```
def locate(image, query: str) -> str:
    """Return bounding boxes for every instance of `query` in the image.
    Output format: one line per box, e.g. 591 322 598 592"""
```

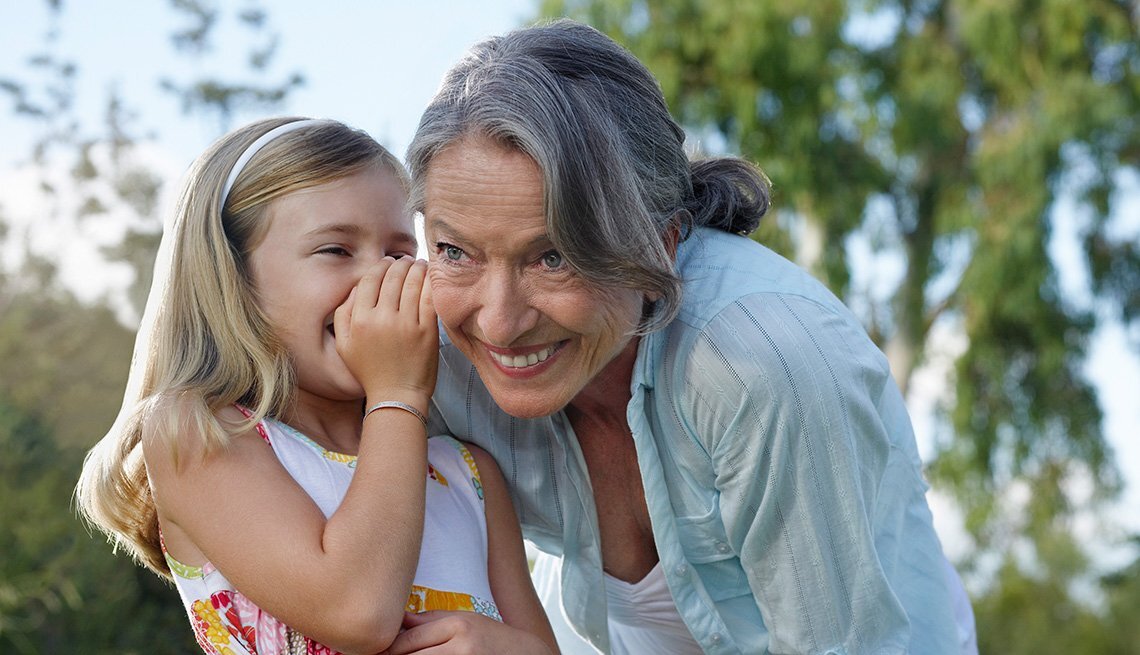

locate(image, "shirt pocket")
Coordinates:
676 503 752 602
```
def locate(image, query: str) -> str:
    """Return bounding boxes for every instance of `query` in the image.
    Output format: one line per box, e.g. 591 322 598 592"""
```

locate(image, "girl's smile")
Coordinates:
248 165 417 406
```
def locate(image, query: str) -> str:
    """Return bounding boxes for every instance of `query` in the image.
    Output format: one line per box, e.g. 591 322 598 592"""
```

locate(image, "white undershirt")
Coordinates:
533 547 978 654
531 550 703 655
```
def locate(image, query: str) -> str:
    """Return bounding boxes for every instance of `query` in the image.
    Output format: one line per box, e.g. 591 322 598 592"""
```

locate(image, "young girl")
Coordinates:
76 117 557 655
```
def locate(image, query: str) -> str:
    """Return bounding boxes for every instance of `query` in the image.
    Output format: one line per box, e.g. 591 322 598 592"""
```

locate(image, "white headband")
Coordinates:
219 119 324 213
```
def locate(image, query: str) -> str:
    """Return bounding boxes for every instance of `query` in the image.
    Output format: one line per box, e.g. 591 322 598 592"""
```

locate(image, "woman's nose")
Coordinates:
476 270 539 346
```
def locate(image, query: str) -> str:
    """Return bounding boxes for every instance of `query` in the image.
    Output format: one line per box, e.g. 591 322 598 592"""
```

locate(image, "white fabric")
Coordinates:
164 423 502 655
534 548 978 655
264 421 497 606
532 551 703 655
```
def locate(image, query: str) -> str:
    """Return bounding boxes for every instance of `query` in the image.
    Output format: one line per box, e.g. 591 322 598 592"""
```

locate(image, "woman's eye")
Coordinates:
318 246 350 256
540 250 564 269
438 243 465 261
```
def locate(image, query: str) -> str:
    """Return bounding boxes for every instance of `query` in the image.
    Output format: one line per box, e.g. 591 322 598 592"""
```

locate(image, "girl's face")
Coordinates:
248 165 417 404
423 136 645 419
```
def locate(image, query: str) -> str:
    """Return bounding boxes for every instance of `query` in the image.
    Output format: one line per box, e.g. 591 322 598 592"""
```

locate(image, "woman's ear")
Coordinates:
664 209 690 262
665 223 680 262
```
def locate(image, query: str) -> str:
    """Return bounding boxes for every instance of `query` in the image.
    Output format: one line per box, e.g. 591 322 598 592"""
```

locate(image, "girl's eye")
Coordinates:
318 246 350 256
540 250 564 269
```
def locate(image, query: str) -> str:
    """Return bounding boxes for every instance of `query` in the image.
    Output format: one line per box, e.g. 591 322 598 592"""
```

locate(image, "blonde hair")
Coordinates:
76 117 409 576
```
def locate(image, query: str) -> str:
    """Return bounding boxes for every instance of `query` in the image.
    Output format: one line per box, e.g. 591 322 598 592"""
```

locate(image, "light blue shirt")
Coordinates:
428 227 960 654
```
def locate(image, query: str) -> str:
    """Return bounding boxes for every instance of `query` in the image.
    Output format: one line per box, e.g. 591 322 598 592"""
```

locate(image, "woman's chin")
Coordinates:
485 388 565 420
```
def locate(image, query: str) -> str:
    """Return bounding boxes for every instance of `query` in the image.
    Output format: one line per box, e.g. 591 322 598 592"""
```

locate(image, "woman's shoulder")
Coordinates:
665 288 889 401
657 238 893 420
675 228 851 327
667 231 872 362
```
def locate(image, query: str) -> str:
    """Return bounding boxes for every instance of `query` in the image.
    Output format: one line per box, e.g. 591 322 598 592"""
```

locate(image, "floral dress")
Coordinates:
164 416 500 655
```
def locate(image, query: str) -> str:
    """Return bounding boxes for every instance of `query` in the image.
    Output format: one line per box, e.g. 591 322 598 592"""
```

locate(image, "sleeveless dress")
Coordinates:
164 415 500 655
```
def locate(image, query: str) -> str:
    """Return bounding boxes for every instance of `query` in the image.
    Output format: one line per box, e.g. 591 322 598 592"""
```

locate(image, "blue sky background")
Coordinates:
1 1 537 160
3 1 1138 574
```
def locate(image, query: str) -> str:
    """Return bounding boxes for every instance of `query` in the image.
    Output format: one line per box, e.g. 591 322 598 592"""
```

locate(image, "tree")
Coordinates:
0 262 197 652
0 1 304 649
0 0 305 320
545 0 1140 593
1100 536 1140 652
970 555 1115 654
0 393 198 654
0 255 136 448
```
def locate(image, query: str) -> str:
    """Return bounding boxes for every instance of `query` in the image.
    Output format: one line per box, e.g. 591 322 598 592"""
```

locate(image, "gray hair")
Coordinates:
407 19 769 330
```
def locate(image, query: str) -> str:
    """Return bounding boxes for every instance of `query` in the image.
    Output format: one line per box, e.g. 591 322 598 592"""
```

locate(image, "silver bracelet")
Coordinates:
363 400 428 428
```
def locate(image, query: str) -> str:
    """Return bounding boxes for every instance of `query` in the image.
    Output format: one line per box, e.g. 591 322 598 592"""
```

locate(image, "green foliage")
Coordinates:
547 0 1140 644
547 0 1138 570
967 543 1140 653
1101 537 1140 651
972 556 1118 654
0 267 134 449
0 1 306 650
0 369 194 654
0 264 193 653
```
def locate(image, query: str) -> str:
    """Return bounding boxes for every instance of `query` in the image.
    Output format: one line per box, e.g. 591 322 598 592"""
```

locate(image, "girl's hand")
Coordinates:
384 611 556 655
334 257 438 402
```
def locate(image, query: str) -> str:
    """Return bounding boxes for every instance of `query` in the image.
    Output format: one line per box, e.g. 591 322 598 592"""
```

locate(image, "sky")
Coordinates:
2 1 1138 574
0 0 537 161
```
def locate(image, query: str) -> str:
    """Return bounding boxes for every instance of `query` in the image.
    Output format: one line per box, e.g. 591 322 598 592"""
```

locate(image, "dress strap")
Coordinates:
233 404 272 444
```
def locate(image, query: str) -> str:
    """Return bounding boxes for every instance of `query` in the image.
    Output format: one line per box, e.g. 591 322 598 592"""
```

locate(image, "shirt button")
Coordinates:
715 541 731 554
710 632 723 644
674 563 688 577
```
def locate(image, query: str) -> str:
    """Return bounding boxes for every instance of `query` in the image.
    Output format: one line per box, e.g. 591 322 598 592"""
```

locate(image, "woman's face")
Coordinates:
423 135 644 419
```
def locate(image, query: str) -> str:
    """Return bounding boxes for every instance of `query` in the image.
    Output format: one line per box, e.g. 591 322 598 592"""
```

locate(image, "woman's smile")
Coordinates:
483 340 565 373
423 135 645 418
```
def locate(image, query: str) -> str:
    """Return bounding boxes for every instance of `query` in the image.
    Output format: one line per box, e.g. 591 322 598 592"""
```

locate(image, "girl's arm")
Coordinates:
146 258 436 655
475 444 558 650
384 445 558 655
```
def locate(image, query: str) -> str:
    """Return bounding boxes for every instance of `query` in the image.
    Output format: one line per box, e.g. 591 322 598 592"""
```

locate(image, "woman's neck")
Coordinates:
567 336 640 422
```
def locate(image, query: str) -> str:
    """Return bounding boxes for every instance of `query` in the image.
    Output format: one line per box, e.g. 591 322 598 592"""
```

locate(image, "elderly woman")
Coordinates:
407 19 966 655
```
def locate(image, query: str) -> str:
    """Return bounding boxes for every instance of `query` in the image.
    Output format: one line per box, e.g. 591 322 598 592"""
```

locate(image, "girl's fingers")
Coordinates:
377 256 414 310
333 286 356 341
419 270 437 327
399 260 428 323
386 612 453 654
400 610 444 628
355 257 393 310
